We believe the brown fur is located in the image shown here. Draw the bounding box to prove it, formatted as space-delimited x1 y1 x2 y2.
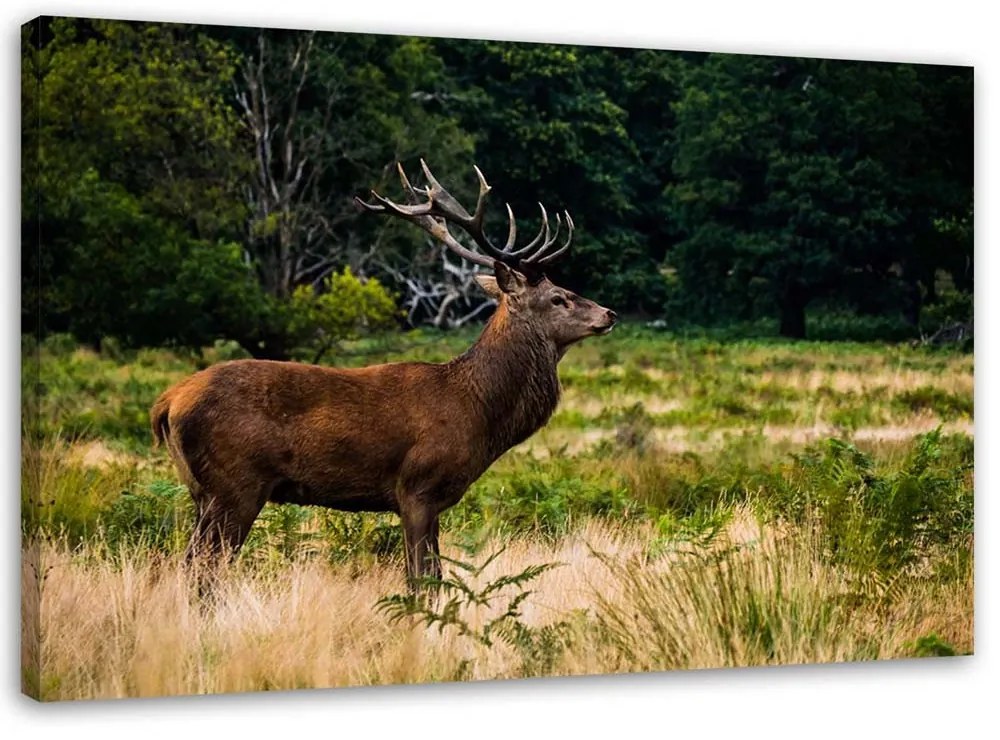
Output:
153 264 616 583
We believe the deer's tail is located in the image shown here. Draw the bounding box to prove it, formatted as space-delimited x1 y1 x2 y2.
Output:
150 390 174 448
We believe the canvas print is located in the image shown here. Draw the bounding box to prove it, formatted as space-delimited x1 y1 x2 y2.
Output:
21 16 973 701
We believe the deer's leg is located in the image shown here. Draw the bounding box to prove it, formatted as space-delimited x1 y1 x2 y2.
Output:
398 447 467 588
185 500 213 562
186 482 267 563
400 501 438 588
186 495 225 562
427 516 442 581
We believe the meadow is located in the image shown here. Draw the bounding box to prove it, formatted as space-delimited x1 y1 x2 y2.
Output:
20 326 974 700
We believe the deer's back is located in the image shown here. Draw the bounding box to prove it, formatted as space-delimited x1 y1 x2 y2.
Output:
158 359 476 511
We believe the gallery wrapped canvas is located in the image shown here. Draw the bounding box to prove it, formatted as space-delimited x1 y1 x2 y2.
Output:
21 15 973 701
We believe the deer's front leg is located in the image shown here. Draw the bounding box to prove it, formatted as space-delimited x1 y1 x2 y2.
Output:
400 500 439 589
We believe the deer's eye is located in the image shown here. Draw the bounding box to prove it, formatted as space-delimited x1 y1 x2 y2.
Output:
551 295 567 307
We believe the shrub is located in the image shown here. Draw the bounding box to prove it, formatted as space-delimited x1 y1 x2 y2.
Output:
316 511 403 565
103 480 191 555
909 633 958 658
781 431 973 575
615 402 654 453
287 268 399 363
920 287 972 336
806 312 917 343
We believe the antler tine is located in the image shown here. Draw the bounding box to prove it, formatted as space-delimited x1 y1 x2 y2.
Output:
505 203 550 257
353 194 383 213
396 162 424 204
523 212 563 264
502 203 517 252
535 211 574 265
471 165 492 233
364 190 435 218
419 159 472 221
352 165 428 215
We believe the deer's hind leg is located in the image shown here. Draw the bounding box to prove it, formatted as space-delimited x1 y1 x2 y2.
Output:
185 474 268 562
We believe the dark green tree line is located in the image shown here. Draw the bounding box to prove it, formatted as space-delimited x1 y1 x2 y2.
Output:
664 55 972 337
22 18 973 351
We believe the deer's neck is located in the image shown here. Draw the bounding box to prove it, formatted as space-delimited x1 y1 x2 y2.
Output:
453 306 562 455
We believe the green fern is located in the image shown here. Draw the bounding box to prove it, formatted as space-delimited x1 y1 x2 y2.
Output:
375 546 571 676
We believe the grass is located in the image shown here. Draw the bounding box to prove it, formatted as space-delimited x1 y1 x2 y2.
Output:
24 512 972 700
20 328 974 699
25 328 973 447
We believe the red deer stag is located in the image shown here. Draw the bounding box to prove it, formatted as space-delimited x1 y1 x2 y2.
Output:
151 161 617 584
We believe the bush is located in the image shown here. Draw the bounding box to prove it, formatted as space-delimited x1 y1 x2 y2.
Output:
316 511 403 565
103 480 191 555
287 268 399 363
920 288 972 336
806 312 918 343
893 387 973 419
615 402 654 453
781 431 973 574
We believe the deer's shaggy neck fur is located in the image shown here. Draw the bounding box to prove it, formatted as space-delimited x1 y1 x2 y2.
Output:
450 299 562 456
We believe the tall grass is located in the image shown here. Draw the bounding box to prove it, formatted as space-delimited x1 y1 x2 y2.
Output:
26 513 971 700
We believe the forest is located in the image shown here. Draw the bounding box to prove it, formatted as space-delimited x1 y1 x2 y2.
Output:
22 17 973 358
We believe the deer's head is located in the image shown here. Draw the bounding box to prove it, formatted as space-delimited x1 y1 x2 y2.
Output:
473 264 615 349
355 160 617 350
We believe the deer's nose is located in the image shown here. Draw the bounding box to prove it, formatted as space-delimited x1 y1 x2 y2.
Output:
607 309 618 324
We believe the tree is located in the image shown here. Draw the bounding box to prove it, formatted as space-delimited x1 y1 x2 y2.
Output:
22 18 265 347
23 21 972 346
225 28 473 350
24 22 448 355
664 54 972 337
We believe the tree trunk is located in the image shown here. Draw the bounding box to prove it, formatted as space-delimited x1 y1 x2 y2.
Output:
778 282 807 339
902 276 923 328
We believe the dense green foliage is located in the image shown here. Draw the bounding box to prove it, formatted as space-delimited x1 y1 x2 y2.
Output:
22 19 262 349
665 57 972 336
23 17 972 350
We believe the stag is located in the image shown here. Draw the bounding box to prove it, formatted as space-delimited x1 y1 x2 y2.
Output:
151 161 617 584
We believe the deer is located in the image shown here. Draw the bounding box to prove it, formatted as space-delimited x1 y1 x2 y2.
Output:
150 160 617 585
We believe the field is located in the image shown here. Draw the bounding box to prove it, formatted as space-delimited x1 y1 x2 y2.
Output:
20 328 974 700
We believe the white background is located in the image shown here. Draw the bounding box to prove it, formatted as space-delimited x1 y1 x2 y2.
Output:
2 1 994 737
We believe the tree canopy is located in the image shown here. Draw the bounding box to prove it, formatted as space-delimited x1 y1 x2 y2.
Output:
22 17 973 352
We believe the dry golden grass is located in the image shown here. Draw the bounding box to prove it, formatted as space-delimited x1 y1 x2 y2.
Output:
523 420 974 457
26 514 972 701
757 367 973 396
560 392 684 416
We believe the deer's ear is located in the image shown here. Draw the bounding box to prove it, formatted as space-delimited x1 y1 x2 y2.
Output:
474 275 502 300
492 262 528 295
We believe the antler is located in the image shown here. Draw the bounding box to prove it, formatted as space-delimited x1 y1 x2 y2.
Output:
354 160 573 273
